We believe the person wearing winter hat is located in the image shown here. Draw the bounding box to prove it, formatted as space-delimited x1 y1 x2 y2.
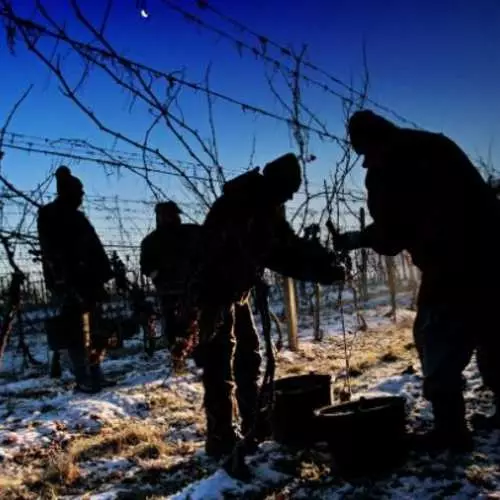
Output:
335 109 500 453
261 152 302 203
38 166 115 394
191 152 344 463
140 200 201 367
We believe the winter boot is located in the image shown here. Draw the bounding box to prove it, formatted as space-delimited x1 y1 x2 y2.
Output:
410 393 473 453
238 409 260 454
50 351 62 379
237 428 259 456
222 440 253 482
205 427 241 461
90 364 117 391
67 347 100 394
204 397 241 460
236 376 268 454
239 408 271 455
74 380 101 394
252 401 274 443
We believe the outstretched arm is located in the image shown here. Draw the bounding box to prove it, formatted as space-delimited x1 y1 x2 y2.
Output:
264 210 344 284
360 222 406 256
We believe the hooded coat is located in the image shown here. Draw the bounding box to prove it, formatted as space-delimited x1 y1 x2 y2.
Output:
353 117 500 306
197 168 342 306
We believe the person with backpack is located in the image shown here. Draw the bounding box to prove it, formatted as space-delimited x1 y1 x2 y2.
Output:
38 166 115 393
140 201 201 365
335 110 500 452
193 153 345 460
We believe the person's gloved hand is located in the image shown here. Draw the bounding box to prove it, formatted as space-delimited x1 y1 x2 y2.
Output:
334 231 364 252
317 261 345 285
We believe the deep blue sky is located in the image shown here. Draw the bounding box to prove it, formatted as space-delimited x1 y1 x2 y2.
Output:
1 0 499 244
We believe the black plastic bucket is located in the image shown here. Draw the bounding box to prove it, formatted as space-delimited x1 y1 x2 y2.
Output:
314 395 407 477
272 374 333 446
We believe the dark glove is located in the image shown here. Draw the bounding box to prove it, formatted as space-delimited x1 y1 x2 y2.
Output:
335 231 364 252
317 262 345 285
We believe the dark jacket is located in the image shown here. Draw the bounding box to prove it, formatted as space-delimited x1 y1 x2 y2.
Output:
37 199 112 302
140 223 201 295
198 168 342 306
359 128 500 305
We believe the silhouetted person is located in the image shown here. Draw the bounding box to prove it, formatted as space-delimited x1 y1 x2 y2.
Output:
336 110 500 452
140 201 201 354
194 153 345 460
488 176 500 198
38 166 115 393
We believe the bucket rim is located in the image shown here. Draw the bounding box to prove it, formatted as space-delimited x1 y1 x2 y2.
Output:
273 374 333 396
313 395 406 417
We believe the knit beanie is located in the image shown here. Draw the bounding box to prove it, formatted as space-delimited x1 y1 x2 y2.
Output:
262 153 302 197
55 166 83 196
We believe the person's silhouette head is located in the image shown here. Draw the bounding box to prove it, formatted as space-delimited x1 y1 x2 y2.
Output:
55 166 84 209
262 153 302 204
348 110 398 165
155 201 182 228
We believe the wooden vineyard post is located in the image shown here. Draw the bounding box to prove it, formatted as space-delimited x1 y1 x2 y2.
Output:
406 254 420 310
400 252 408 282
378 254 385 283
283 275 299 351
0 272 24 369
279 205 299 350
359 208 369 304
313 282 322 341
385 255 397 320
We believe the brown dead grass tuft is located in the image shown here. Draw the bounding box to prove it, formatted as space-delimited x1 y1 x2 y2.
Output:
148 389 204 431
275 322 416 384
149 391 189 412
69 422 168 462
465 464 497 489
43 450 81 486
0 477 23 489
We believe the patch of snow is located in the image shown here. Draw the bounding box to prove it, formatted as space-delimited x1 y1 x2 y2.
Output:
278 350 297 363
169 469 252 500
3 293 500 499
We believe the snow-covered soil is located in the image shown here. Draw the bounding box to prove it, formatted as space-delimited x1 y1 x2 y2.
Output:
1 291 500 499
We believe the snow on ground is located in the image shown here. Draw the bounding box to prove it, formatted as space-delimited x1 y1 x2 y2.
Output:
1 290 500 499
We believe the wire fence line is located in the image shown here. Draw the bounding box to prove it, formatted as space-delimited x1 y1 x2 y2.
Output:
0 1 423 333
0 180 417 312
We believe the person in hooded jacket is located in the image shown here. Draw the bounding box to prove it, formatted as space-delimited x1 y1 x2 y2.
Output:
335 109 500 452
38 166 115 393
140 201 201 354
193 153 345 460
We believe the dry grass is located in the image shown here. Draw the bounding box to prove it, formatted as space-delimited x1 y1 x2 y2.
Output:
31 422 176 494
149 391 192 412
1 315 422 499
465 464 497 489
43 450 81 486
148 388 205 432
69 421 169 463
0 477 23 489
276 320 417 383
298 460 330 482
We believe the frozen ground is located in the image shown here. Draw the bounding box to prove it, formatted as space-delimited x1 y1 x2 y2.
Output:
1 290 500 499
